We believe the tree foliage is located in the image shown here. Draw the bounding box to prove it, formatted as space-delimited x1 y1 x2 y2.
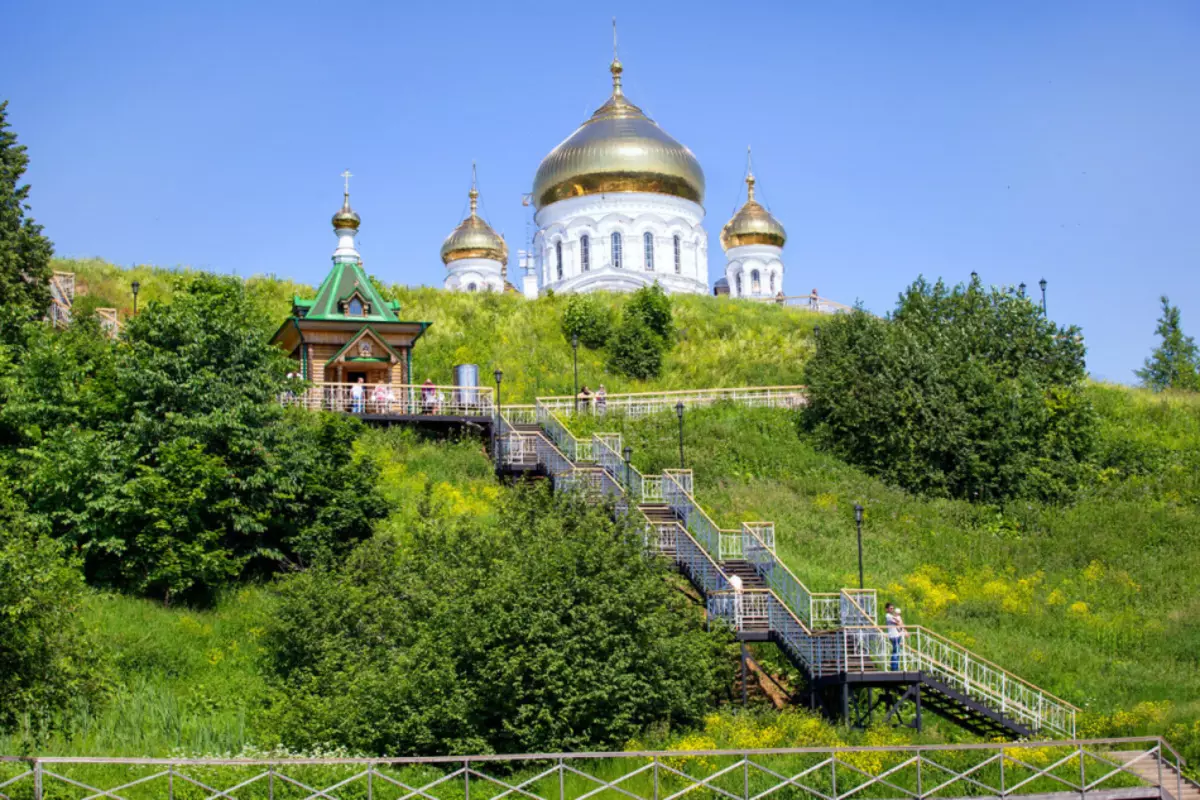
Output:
625 284 674 343
607 286 675 380
1136 296 1200 392
560 293 614 349
2 275 386 603
0 101 54 344
802 276 1095 502
0 482 108 739
264 483 732 755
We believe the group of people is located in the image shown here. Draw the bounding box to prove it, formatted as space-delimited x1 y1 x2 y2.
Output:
575 384 608 413
346 377 397 414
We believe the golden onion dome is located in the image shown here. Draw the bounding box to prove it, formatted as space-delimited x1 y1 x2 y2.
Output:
531 58 705 210
441 185 508 265
332 192 361 231
721 172 786 250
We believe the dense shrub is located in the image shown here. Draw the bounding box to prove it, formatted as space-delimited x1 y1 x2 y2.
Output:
0 484 108 739
625 284 674 343
608 317 665 379
560 293 614 349
264 483 732 755
802 276 1095 502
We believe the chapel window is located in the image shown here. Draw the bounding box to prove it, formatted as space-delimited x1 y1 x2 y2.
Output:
673 235 681 273
348 298 364 316
611 232 623 268
581 235 590 271
644 232 654 271
556 241 563 281
751 270 761 294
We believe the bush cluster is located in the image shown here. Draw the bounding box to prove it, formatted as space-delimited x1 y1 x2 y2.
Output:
802 277 1095 502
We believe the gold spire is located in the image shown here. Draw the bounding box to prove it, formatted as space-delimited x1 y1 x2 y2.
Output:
611 17 623 95
720 149 785 250
469 161 479 215
332 169 361 231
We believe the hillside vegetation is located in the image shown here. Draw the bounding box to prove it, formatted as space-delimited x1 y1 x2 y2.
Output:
56 258 817 399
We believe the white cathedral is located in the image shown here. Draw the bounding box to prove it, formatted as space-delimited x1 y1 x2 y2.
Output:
433 47 789 300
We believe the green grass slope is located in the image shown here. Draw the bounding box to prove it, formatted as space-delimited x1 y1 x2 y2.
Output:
562 385 1200 738
55 258 818 400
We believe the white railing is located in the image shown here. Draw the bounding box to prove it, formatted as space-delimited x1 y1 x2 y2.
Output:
537 385 808 418
501 404 538 425
287 383 495 416
536 402 594 462
751 293 858 314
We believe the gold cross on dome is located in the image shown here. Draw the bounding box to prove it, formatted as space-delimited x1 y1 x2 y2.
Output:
341 170 353 195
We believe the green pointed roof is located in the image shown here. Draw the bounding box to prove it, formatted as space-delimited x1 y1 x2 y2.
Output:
298 261 402 322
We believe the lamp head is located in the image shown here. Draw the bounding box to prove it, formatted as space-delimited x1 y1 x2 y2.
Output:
854 503 864 524
813 325 820 337
970 271 978 281
1039 278 1047 291
493 368 503 384
623 445 632 462
131 280 141 295
675 401 684 419
572 333 579 349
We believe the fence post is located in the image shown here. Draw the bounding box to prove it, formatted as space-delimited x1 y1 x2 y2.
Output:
1156 743 1164 800
269 767 275 800
559 757 565 800
916 752 923 800
1080 744 1087 800
743 755 750 800
34 761 42 800
464 759 470 800
653 756 660 800
368 763 374 800
169 766 175 800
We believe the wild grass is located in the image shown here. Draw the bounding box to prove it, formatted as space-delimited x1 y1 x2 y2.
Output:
560 384 1200 739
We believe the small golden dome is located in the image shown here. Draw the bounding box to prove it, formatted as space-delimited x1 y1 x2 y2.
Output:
332 193 361 231
441 183 508 266
721 172 786 250
531 58 705 210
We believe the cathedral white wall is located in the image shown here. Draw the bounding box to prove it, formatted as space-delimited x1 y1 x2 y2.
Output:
444 257 505 293
532 193 708 296
724 243 784 298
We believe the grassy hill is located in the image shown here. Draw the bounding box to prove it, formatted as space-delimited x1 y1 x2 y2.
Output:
560 386 1200 742
56 257 817 400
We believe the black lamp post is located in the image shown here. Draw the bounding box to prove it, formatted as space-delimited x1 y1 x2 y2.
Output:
854 503 865 590
493 368 503 423
1018 282 1026 298
571 334 580 413
623 445 633 488
813 324 820 338
970 271 978 282
131 280 141 315
675 401 686 469
1039 278 1047 315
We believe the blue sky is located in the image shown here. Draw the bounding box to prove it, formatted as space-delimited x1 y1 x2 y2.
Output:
6 0 1198 382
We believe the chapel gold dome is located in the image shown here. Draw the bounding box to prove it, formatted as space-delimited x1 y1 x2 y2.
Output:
332 195 361 231
531 59 705 211
441 188 508 266
721 174 786 250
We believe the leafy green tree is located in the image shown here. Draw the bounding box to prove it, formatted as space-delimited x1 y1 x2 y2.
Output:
607 316 665 379
803 276 1095 502
0 101 55 344
10 275 385 602
264 483 732 755
1136 296 1200 392
625 284 674 343
0 481 108 739
560 293 614 349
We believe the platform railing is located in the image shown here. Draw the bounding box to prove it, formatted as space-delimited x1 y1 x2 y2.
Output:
535 402 593 462
537 385 809 418
287 383 495 416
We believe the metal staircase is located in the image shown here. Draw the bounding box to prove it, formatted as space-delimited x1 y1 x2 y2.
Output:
492 393 1079 740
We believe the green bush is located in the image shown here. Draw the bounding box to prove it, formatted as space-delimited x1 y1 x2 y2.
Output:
0 484 108 740
802 276 1095 502
608 316 665 379
560 293 614 349
625 284 674 343
263 483 732 755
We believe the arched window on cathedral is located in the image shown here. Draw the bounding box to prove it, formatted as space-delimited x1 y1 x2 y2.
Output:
556 241 563 281
735 274 743 295
580 235 590 271
611 232 623 268
643 232 654 271
769 273 776 294
751 269 761 294
673 235 681 273
467 282 477 292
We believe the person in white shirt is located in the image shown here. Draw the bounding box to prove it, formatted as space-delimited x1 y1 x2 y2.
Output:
350 377 365 413
886 603 904 671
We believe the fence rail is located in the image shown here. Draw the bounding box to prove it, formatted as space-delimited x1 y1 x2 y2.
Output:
286 383 494 416
537 386 808 418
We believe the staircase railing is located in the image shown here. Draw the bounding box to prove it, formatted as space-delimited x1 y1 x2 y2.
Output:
536 385 809 418
536 402 593 462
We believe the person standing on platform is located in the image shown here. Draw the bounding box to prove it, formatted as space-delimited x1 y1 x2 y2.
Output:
351 377 365 414
886 603 905 671
578 384 592 412
596 385 608 415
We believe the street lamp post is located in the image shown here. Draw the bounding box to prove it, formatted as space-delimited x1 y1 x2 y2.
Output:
493 368 503 424
675 401 685 469
131 280 141 315
1039 278 1047 315
1018 282 1026 298
854 503 865 590
571 334 580 413
623 445 633 490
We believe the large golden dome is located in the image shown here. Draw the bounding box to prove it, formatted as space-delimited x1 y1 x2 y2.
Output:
441 185 508 265
531 59 705 210
721 172 786 249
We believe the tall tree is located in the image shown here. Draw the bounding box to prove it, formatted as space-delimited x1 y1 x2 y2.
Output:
0 101 55 342
1135 296 1200 392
